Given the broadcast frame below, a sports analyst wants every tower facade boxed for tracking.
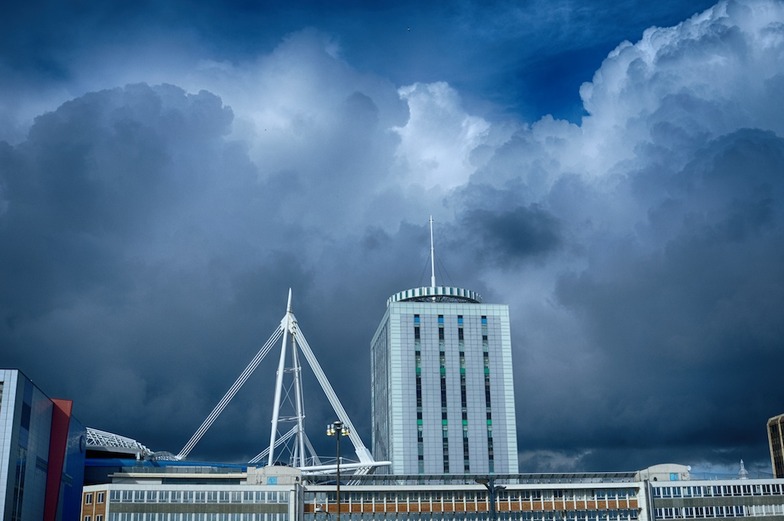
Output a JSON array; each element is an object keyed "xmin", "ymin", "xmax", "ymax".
[
  {"xmin": 371, "ymin": 286, "xmax": 518, "ymax": 475},
  {"xmin": 768, "ymin": 413, "xmax": 784, "ymax": 478}
]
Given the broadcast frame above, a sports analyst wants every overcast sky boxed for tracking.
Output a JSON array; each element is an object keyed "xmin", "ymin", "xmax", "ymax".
[{"xmin": 2, "ymin": 0, "xmax": 783, "ymax": 477}]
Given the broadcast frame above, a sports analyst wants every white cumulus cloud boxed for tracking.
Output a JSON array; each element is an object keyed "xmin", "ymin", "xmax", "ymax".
[{"xmin": 392, "ymin": 82, "xmax": 494, "ymax": 190}]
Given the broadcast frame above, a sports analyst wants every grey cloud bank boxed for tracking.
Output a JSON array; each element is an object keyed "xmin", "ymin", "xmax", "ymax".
[{"xmin": 1, "ymin": 0, "xmax": 783, "ymax": 475}]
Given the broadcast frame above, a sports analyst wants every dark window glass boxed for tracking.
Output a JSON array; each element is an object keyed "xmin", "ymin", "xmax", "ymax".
[{"xmin": 21, "ymin": 403, "xmax": 31, "ymax": 430}]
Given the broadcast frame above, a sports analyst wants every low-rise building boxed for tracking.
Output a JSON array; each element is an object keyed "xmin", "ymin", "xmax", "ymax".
[
  {"xmin": 81, "ymin": 463, "xmax": 784, "ymax": 521},
  {"xmin": 648, "ymin": 477, "xmax": 784, "ymax": 519}
]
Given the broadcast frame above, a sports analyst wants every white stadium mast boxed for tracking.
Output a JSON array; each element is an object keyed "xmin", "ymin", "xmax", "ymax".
[{"xmin": 176, "ymin": 289, "xmax": 385, "ymax": 474}]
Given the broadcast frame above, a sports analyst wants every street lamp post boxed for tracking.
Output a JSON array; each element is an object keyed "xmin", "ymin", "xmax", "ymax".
[
  {"xmin": 327, "ymin": 421, "xmax": 350, "ymax": 521},
  {"xmin": 476, "ymin": 477, "xmax": 506, "ymax": 521}
]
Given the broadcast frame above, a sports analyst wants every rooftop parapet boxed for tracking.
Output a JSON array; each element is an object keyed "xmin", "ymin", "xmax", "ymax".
[{"xmin": 387, "ymin": 286, "xmax": 482, "ymax": 306}]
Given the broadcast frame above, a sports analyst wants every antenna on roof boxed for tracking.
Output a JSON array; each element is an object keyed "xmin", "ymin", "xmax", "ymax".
[{"xmin": 429, "ymin": 215, "xmax": 436, "ymax": 288}]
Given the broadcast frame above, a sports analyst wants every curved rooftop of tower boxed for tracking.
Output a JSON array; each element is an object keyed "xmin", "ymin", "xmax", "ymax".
[{"xmin": 387, "ymin": 286, "xmax": 482, "ymax": 306}]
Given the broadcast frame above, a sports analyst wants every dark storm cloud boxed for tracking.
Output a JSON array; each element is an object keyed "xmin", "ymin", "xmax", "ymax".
[
  {"xmin": 0, "ymin": 83, "xmax": 319, "ymax": 456},
  {"xmin": 457, "ymin": 206, "xmax": 561, "ymax": 267},
  {"xmin": 423, "ymin": 144, "xmax": 782, "ymax": 471},
  {"xmin": 454, "ymin": 0, "xmax": 784, "ymax": 475},
  {"xmin": 514, "ymin": 131, "xmax": 784, "ymax": 472},
  {"xmin": 1, "ymin": 0, "xmax": 784, "ymax": 477}
]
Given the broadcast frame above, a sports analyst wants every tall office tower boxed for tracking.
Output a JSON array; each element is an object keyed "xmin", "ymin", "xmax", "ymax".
[
  {"xmin": 371, "ymin": 274, "xmax": 519, "ymax": 474},
  {"xmin": 768, "ymin": 413, "xmax": 784, "ymax": 478}
]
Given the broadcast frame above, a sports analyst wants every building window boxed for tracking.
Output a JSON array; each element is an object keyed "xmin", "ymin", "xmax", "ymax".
[
  {"xmin": 85, "ymin": 493, "xmax": 93, "ymax": 505},
  {"xmin": 443, "ymin": 425, "xmax": 450, "ymax": 473},
  {"xmin": 97, "ymin": 492, "xmax": 105, "ymax": 503}
]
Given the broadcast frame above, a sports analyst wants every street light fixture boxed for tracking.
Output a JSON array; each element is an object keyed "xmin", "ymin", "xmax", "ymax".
[
  {"xmin": 476, "ymin": 477, "xmax": 506, "ymax": 521},
  {"xmin": 327, "ymin": 421, "xmax": 350, "ymax": 521}
]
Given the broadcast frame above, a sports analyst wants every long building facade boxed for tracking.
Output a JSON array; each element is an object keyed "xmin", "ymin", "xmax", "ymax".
[
  {"xmin": 81, "ymin": 463, "xmax": 784, "ymax": 521},
  {"xmin": 371, "ymin": 286, "xmax": 518, "ymax": 475}
]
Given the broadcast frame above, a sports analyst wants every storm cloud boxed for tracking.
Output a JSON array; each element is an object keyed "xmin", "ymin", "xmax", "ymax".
[{"xmin": 1, "ymin": 0, "xmax": 783, "ymax": 476}]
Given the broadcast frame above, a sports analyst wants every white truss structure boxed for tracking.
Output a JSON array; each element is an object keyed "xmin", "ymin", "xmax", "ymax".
[
  {"xmin": 176, "ymin": 290, "xmax": 386, "ymax": 475},
  {"xmin": 86, "ymin": 427, "xmax": 152, "ymax": 457}
]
